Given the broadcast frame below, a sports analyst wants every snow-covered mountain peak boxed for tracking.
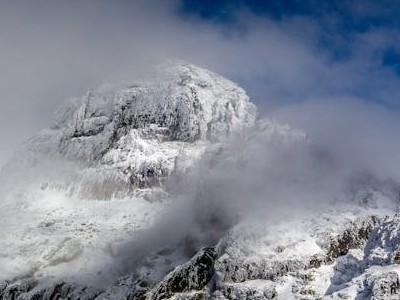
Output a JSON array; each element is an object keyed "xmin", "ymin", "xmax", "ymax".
[
  {"xmin": 21, "ymin": 63, "xmax": 257, "ymax": 198},
  {"xmin": 31, "ymin": 62, "xmax": 256, "ymax": 158}
]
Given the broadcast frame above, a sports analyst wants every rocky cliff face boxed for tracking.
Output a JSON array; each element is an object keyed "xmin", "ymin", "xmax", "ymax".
[{"xmin": 1, "ymin": 63, "xmax": 400, "ymax": 300}]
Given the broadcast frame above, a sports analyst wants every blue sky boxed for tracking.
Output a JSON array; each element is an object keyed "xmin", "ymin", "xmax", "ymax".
[
  {"xmin": 180, "ymin": 0, "xmax": 400, "ymax": 40},
  {"xmin": 178, "ymin": 0, "xmax": 400, "ymax": 110}
]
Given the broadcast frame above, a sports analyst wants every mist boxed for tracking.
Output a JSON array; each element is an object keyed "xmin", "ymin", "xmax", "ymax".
[
  {"xmin": 1, "ymin": 0, "xmax": 400, "ymax": 292},
  {"xmin": 272, "ymin": 98, "xmax": 400, "ymax": 183},
  {"xmin": 113, "ymin": 103, "xmax": 400, "ymax": 280},
  {"xmin": 170, "ymin": 110, "xmax": 400, "ymax": 254}
]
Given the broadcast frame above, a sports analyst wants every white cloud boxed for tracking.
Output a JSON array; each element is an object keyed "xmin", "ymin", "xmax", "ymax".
[{"xmin": 0, "ymin": 0, "xmax": 399, "ymax": 167}]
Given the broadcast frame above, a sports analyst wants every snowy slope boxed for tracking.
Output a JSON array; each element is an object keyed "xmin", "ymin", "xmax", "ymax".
[{"xmin": 1, "ymin": 63, "xmax": 400, "ymax": 300}]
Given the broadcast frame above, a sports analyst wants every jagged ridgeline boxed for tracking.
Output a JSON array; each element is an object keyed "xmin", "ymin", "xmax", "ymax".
[{"xmin": 24, "ymin": 63, "xmax": 257, "ymax": 199}]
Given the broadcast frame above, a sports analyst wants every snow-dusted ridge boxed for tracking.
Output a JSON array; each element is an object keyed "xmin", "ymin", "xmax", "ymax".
[{"xmin": 1, "ymin": 63, "xmax": 400, "ymax": 300}]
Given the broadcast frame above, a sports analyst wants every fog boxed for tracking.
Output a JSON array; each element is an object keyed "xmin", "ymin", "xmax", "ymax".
[
  {"xmin": 273, "ymin": 98, "xmax": 400, "ymax": 184},
  {"xmin": 167, "ymin": 111, "xmax": 400, "ymax": 256},
  {"xmin": 1, "ymin": 0, "xmax": 400, "ymax": 290}
]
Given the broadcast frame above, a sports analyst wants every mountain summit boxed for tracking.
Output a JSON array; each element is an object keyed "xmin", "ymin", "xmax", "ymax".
[
  {"xmin": 24, "ymin": 63, "xmax": 256, "ymax": 198},
  {"xmin": 29, "ymin": 63, "xmax": 256, "ymax": 158}
]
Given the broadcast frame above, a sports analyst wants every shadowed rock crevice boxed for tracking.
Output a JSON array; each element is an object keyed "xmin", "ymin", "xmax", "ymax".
[{"xmin": 141, "ymin": 247, "xmax": 217, "ymax": 299}]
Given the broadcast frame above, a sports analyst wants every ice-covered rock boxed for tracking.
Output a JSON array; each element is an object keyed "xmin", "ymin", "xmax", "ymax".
[
  {"xmin": 145, "ymin": 247, "xmax": 217, "ymax": 299},
  {"xmin": 23, "ymin": 63, "xmax": 256, "ymax": 198},
  {"xmin": 370, "ymin": 272, "xmax": 400, "ymax": 300},
  {"xmin": 365, "ymin": 215, "xmax": 400, "ymax": 266}
]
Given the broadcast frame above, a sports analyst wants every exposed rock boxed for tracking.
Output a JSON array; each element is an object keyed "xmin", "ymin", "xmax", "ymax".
[
  {"xmin": 326, "ymin": 216, "xmax": 378, "ymax": 262},
  {"xmin": 370, "ymin": 272, "xmax": 400, "ymax": 300},
  {"xmin": 144, "ymin": 247, "xmax": 217, "ymax": 299},
  {"xmin": 0, "ymin": 280, "xmax": 101, "ymax": 300}
]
